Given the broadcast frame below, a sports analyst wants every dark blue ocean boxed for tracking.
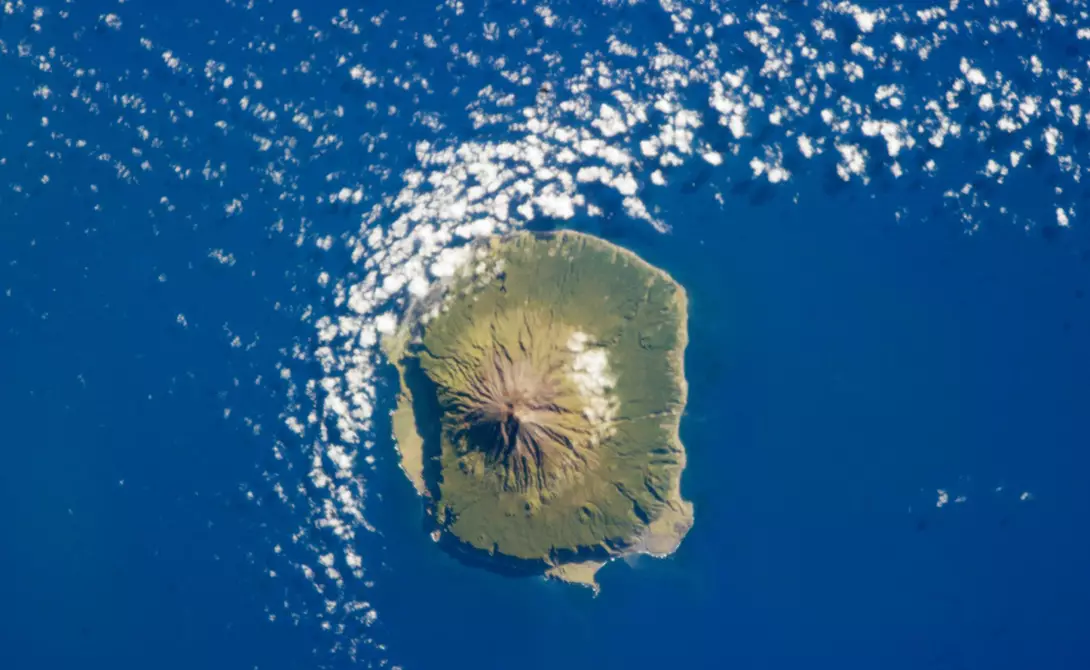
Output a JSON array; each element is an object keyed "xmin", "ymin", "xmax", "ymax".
[{"xmin": 3, "ymin": 1, "xmax": 1089, "ymax": 668}]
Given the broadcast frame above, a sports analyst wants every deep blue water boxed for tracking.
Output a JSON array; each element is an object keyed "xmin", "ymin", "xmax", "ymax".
[{"xmin": 2, "ymin": 1, "xmax": 1090, "ymax": 669}]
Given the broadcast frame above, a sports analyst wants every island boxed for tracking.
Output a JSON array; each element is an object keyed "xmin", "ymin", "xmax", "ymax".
[{"xmin": 384, "ymin": 230, "xmax": 693, "ymax": 593}]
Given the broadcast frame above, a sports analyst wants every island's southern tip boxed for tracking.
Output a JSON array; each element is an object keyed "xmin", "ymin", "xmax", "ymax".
[{"xmin": 385, "ymin": 230, "xmax": 692, "ymax": 591}]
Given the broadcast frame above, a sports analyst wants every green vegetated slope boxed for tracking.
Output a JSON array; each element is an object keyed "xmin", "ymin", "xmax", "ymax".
[{"xmin": 398, "ymin": 230, "xmax": 688, "ymax": 563}]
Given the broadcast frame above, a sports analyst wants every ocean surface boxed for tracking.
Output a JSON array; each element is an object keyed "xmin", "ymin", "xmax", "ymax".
[{"xmin": 2, "ymin": 1, "xmax": 1089, "ymax": 668}]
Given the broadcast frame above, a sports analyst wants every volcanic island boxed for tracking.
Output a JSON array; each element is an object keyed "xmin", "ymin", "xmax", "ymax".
[{"xmin": 384, "ymin": 230, "xmax": 693, "ymax": 592}]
